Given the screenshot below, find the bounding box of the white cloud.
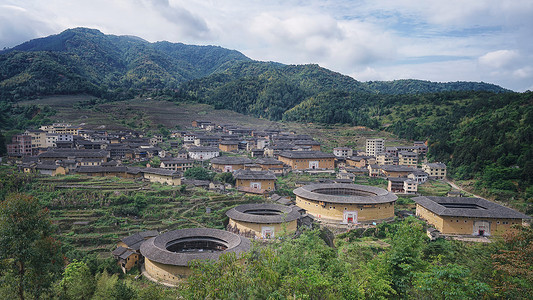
[479,50,520,69]
[0,0,532,91]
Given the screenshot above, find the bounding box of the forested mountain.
[0,28,250,101]
[1,27,509,103]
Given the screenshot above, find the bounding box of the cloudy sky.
[1,0,532,91]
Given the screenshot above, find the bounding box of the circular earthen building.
[140,228,250,285]
[226,203,301,239]
[293,183,397,224]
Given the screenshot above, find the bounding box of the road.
[444,178,485,199]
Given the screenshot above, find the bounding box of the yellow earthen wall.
[212,163,245,171]
[144,173,181,186]
[295,196,394,221]
[145,258,191,284]
[416,204,522,235]
[236,179,276,191]
[278,157,335,170]
[228,218,298,238]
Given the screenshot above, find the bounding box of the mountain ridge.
[0,27,510,103]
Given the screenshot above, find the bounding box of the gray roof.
[254,158,283,165]
[140,228,251,266]
[141,167,180,177]
[234,169,277,180]
[112,246,128,257]
[211,156,253,165]
[38,149,109,159]
[425,163,446,168]
[278,151,335,159]
[75,166,128,173]
[380,165,417,172]
[293,183,397,204]
[188,146,220,152]
[226,203,300,224]
[35,164,62,170]
[413,196,531,219]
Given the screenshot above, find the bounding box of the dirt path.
[444,179,484,198]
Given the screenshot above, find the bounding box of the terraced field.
[32,175,259,257]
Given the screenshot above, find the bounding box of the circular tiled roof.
[293,183,397,204]
[226,203,300,224]
[140,228,250,266]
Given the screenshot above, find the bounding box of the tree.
[184,167,214,181]
[57,260,95,300]
[414,263,490,299]
[492,226,533,298]
[0,193,63,300]
[386,219,428,297]
[213,172,236,185]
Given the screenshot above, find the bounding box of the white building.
[188,146,220,161]
[333,147,353,158]
[366,138,384,157]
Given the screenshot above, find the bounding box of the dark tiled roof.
[121,233,145,250]
[140,228,251,266]
[278,151,335,159]
[380,165,417,172]
[226,203,300,224]
[234,169,277,180]
[413,196,532,219]
[211,156,253,165]
[75,166,128,173]
[112,246,128,257]
[39,149,109,158]
[141,167,180,177]
[188,146,220,152]
[294,183,397,204]
[35,164,62,170]
[425,163,446,168]
[254,158,283,165]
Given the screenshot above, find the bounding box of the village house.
[142,168,182,186]
[376,153,398,166]
[398,151,418,167]
[35,164,67,176]
[293,140,321,151]
[387,177,418,194]
[210,156,253,172]
[422,162,447,180]
[365,138,384,157]
[408,170,429,184]
[194,135,221,147]
[113,230,159,272]
[234,169,277,193]
[367,164,381,177]
[277,151,335,170]
[263,143,295,157]
[218,140,240,152]
[24,129,47,149]
[159,158,194,171]
[7,134,32,157]
[187,146,220,161]
[333,147,353,157]
[346,155,376,168]
[413,196,531,236]
[191,120,213,128]
[380,165,417,178]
